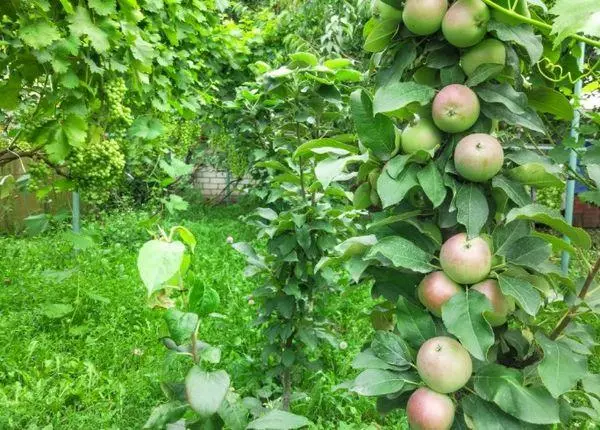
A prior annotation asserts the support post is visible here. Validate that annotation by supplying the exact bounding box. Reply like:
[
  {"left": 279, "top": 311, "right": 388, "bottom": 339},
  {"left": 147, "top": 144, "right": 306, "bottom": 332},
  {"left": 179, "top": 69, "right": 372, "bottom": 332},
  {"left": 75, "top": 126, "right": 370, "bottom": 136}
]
[
  {"left": 226, "top": 169, "right": 231, "bottom": 203},
  {"left": 72, "top": 191, "right": 80, "bottom": 233},
  {"left": 561, "top": 42, "right": 586, "bottom": 274}
]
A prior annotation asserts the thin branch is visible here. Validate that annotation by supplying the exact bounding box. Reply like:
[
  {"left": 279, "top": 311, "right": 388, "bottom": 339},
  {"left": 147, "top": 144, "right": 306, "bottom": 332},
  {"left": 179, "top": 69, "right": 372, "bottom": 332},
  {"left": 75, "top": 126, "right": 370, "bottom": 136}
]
[{"left": 550, "top": 253, "right": 600, "bottom": 340}]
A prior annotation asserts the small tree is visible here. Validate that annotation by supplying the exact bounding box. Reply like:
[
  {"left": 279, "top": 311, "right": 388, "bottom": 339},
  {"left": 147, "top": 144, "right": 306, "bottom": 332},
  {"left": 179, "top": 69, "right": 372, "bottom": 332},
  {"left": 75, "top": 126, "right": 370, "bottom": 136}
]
[{"left": 233, "top": 53, "right": 367, "bottom": 410}]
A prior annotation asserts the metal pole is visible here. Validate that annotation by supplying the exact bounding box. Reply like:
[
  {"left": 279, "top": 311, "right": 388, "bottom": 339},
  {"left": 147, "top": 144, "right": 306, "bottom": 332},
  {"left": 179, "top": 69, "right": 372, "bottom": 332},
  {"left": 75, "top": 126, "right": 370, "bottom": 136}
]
[
  {"left": 561, "top": 42, "right": 586, "bottom": 274},
  {"left": 226, "top": 170, "right": 231, "bottom": 203},
  {"left": 72, "top": 191, "right": 80, "bottom": 233}
]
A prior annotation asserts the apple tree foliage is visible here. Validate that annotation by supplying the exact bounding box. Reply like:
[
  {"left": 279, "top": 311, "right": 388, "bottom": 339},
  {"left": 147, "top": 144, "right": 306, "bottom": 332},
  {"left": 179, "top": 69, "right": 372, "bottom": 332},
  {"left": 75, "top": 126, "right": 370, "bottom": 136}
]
[
  {"left": 315, "top": 0, "right": 600, "bottom": 428},
  {"left": 231, "top": 53, "right": 368, "bottom": 409}
]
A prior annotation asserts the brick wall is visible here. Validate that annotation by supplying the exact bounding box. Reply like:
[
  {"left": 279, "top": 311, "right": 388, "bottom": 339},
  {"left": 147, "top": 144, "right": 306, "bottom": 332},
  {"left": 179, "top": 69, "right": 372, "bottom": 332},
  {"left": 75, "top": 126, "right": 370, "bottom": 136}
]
[
  {"left": 574, "top": 198, "right": 600, "bottom": 228},
  {"left": 193, "top": 166, "right": 251, "bottom": 198}
]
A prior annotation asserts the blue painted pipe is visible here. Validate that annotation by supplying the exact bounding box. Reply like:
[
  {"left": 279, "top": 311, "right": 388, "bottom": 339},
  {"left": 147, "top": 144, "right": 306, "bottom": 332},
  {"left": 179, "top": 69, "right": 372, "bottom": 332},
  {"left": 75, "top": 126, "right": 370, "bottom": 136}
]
[{"left": 561, "top": 42, "right": 586, "bottom": 274}]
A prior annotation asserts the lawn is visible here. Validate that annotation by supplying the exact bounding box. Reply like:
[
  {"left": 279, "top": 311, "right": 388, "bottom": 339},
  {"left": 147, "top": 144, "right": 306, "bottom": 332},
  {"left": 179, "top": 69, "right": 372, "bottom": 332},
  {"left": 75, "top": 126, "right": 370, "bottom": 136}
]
[{"left": 0, "top": 205, "right": 407, "bottom": 429}]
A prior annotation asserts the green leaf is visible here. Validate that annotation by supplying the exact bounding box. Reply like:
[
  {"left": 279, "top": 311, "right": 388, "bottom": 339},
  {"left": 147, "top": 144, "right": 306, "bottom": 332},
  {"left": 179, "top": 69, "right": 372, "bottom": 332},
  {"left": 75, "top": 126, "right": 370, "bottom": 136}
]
[
  {"left": 465, "top": 64, "right": 505, "bottom": 87},
  {"left": 351, "top": 348, "right": 401, "bottom": 371},
  {"left": 506, "top": 204, "right": 591, "bottom": 248},
  {"left": 371, "top": 331, "right": 413, "bottom": 368},
  {"left": 349, "top": 369, "right": 418, "bottom": 396},
  {"left": 373, "top": 82, "right": 436, "bottom": 115},
  {"left": 395, "top": 296, "right": 436, "bottom": 348},
  {"left": 456, "top": 183, "right": 489, "bottom": 238},
  {"left": 497, "top": 275, "right": 542, "bottom": 316},
  {"left": 40, "top": 303, "right": 74, "bottom": 319},
  {"left": 189, "top": 284, "right": 220, "bottom": 317},
  {"left": 137, "top": 240, "right": 185, "bottom": 296},
  {"left": 160, "top": 158, "right": 194, "bottom": 179},
  {"left": 19, "top": 21, "right": 61, "bottom": 49},
  {"left": 363, "top": 19, "right": 398, "bottom": 52},
  {"left": 476, "top": 83, "right": 527, "bottom": 114},
  {"left": 218, "top": 393, "right": 249, "bottom": 430},
  {"left": 163, "top": 194, "right": 189, "bottom": 214},
  {"left": 441, "top": 290, "right": 494, "bottom": 361},
  {"left": 58, "top": 0, "right": 74, "bottom": 13},
  {"left": 172, "top": 226, "right": 196, "bottom": 251},
  {"left": 69, "top": 6, "right": 110, "bottom": 53},
  {"left": 365, "top": 236, "right": 433, "bottom": 273},
  {"left": 473, "top": 364, "right": 561, "bottom": 424},
  {"left": 88, "top": 0, "right": 116, "bottom": 15},
  {"left": 550, "top": 0, "right": 600, "bottom": 48},
  {"left": 247, "top": 410, "right": 311, "bottom": 429},
  {"left": 536, "top": 333, "right": 588, "bottom": 398},
  {"left": 508, "top": 163, "right": 563, "bottom": 188},
  {"left": 582, "top": 373, "right": 600, "bottom": 398},
  {"left": 131, "top": 36, "right": 156, "bottom": 65},
  {"left": 289, "top": 52, "right": 318, "bottom": 67},
  {"left": 417, "top": 161, "right": 447, "bottom": 208},
  {"left": 481, "top": 104, "right": 545, "bottom": 134},
  {"left": 293, "top": 138, "right": 358, "bottom": 158},
  {"left": 324, "top": 58, "right": 353, "bottom": 69},
  {"left": 492, "top": 175, "right": 532, "bottom": 207},
  {"left": 350, "top": 90, "right": 396, "bottom": 160},
  {"left": 488, "top": 21, "right": 543, "bottom": 64},
  {"left": 164, "top": 309, "right": 198, "bottom": 345},
  {"left": 335, "top": 235, "right": 378, "bottom": 258},
  {"left": 315, "top": 153, "right": 368, "bottom": 189},
  {"left": 579, "top": 190, "right": 600, "bottom": 206},
  {"left": 377, "top": 163, "right": 419, "bottom": 208},
  {"left": 129, "top": 116, "right": 164, "bottom": 140},
  {"left": 532, "top": 231, "right": 576, "bottom": 255},
  {"left": 185, "top": 367, "right": 230, "bottom": 418},
  {"left": 0, "top": 74, "right": 21, "bottom": 110},
  {"left": 499, "top": 236, "right": 551, "bottom": 269},
  {"left": 462, "top": 395, "right": 540, "bottom": 430},
  {"left": 63, "top": 114, "right": 88, "bottom": 147},
  {"left": 440, "top": 64, "right": 466, "bottom": 85},
  {"left": 527, "top": 87, "right": 574, "bottom": 120},
  {"left": 143, "top": 402, "right": 187, "bottom": 429}
]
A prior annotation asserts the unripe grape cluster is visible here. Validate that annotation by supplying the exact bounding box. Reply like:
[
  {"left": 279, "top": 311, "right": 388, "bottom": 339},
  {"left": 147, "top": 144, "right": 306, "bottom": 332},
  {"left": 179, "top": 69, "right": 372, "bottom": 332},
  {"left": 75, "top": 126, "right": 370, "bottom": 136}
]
[
  {"left": 178, "top": 120, "right": 201, "bottom": 151},
  {"left": 27, "top": 161, "right": 52, "bottom": 193},
  {"left": 69, "top": 138, "right": 125, "bottom": 203},
  {"left": 105, "top": 78, "right": 133, "bottom": 126}
]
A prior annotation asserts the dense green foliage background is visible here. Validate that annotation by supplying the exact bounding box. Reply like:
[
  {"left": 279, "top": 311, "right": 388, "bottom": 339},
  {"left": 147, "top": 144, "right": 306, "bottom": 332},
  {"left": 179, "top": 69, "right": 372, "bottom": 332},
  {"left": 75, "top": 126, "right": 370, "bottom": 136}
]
[{"left": 0, "top": 206, "right": 406, "bottom": 429}]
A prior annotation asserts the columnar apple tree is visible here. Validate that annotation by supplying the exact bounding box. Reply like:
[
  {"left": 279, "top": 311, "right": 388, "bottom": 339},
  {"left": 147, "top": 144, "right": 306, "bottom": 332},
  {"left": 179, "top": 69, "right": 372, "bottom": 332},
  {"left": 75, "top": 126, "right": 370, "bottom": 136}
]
[{"left": 329, "top": 0, "right": 600, "bottom": 428}]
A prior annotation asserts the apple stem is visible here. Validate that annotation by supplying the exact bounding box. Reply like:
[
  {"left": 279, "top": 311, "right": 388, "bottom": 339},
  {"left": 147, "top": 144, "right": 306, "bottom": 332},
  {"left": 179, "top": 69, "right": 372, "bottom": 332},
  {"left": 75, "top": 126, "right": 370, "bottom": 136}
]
[{"left": 549, "top": 253, "right": 600, "bottom": 340}]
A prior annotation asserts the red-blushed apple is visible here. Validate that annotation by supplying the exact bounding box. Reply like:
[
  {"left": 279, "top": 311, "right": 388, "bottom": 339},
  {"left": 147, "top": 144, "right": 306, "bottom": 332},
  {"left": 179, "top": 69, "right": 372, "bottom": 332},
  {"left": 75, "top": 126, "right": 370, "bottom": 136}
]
[
  {"left": 439, "top": 233, "right": 492, "bottom": 284},
  {"left": 442, "top": 0, "right": 490, "bottom": 48},
  {"left": 417, "top": 271, "right": 462, "bottom": 317},
  {"left": 471, "top": 279, "right": 514, "bottom": 326},
  {"left": 416, "top": 336, "right": 473, "bottom": 393},
  {"left": 406, "top": 387, "right": 455, "bottom": 430},
  {"left": 454, "top": 133, "right": 504, "bottom": 182},
  {"left": 403, "top": 0, "right": 448, "bottom": 36},
  {"left": 432, "top": 84, "right": 480, "bottom": 133}
]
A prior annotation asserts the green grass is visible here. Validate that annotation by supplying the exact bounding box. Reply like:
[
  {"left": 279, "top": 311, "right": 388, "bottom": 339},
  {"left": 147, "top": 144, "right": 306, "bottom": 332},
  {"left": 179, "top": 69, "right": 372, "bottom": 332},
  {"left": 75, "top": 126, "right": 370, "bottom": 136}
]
[{"left": 0, "top": 205, "right": 406, "bottom": 429}]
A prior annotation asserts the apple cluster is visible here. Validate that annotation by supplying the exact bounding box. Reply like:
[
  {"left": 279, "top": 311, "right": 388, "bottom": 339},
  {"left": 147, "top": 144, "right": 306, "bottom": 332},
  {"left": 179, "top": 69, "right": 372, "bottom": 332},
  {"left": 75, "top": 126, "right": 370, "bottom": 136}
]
[{"left": 372, "top": 1, "right": 522, "bottom": 429}]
